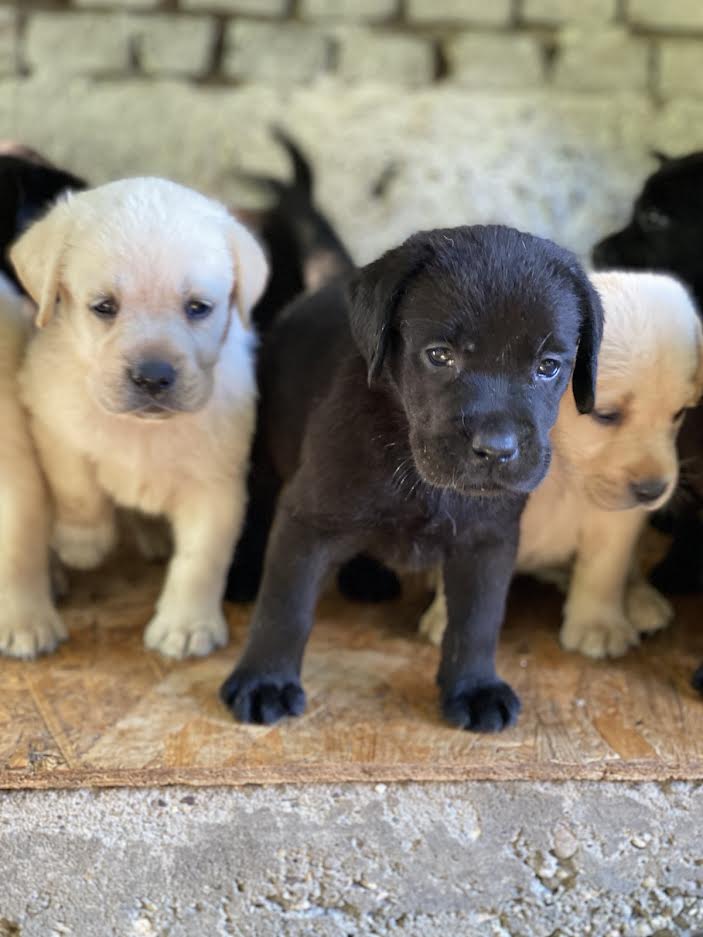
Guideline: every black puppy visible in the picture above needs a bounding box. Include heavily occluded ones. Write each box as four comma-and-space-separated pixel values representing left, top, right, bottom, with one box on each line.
221, 226, 603, 731
593, 152, 703, 600
0, 152, 85, 290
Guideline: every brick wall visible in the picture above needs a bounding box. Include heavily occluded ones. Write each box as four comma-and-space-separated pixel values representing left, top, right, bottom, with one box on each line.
2, 0, 703, 262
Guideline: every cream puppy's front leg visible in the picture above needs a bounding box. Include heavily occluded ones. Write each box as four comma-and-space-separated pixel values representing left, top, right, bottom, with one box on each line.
31, 419, 116, 570
144, 479, 245, 658
561, 510, 647, 659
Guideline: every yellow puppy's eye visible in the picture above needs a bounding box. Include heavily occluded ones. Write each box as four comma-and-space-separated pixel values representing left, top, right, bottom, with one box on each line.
90, 298, 118, 319
185, 299, 213, 321
592, 410, 622, 426
673, 408, 686, 423
426, 346, 455, 368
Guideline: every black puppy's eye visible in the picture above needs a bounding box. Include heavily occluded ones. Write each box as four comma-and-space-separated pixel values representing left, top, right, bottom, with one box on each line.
673, 407, 686, 423
185, 299, 213, 320
536, 358, 560, 379
592, 409, 622, 426
638, 207, 670, 232
90, 298, 118, 319
426, 346, 455, 368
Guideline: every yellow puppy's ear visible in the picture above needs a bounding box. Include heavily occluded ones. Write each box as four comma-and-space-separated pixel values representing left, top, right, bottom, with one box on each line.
9, 199, 72, 328
227, 217, 269, 328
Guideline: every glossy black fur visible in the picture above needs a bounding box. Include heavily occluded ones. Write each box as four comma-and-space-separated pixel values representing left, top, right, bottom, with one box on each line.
221, 225, 603, 731
0, 155, 86, 290
593, 152, 703, 597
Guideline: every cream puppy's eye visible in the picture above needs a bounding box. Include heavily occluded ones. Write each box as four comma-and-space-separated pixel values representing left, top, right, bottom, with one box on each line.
426, 346, 454, 367
673, 407, 686, 423
592, 409, 622, 426
90, 297, 118, 319
185, 299, 213, 321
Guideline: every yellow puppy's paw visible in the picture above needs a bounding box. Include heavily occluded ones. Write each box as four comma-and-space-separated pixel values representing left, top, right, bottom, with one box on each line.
144, 608, 229, 659
53, 518, 116, 570
561, 607, 639, 659
626, 581, 674, 635
418, 594, 446, 647
0, 597, 67, 659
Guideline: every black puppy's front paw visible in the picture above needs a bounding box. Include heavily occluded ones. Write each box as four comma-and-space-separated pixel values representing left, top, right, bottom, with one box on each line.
441, 680, 521, 733
693, 664, 703, 695
220, 668, 306, 725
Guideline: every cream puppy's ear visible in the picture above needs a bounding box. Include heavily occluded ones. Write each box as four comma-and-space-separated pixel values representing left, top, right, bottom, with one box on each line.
227, 217, 268, 327
9, 198, 73, 328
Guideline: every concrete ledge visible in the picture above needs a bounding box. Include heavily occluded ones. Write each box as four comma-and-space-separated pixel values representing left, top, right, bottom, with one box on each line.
1, 782, 702, 935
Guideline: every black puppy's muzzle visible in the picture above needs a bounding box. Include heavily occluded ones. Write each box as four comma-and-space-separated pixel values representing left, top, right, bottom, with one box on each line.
470, 427, 518, 464
128, 359, 177, 399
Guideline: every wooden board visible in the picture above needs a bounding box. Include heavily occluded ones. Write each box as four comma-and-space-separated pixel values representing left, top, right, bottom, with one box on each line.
1, 539, 702, 789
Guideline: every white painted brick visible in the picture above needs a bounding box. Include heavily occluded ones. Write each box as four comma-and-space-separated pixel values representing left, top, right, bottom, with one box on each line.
0, 8, 17, 75
74, 0, 160, 9
522, 0, 615, 25
181, 0, 287, 14
628, 0, 703, 32
553, 28, 648, 93
24, 13, 130, 75
406, 0, 511, 27
446, 33, 543, 89
302, 0, 397, 21
659, 39, 703, 97
223, 22, 329, 83
136, 16, 215, 77
337, 28, 434, 85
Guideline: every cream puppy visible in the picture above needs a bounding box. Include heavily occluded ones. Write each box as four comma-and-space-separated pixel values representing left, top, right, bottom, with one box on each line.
11, 178, 267, 658
420, 272, 703, 659
0, 276, 66, 657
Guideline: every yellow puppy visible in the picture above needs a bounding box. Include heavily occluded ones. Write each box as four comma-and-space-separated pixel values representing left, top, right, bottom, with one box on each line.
420, 271, 703, 659
0, 277, 65, 657
11, 178, 268, 659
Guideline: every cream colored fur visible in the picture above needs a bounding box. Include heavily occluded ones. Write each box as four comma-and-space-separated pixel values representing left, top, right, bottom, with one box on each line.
420, 272, 703, 659
0, 276, 66, 657
11, 178, 267, 659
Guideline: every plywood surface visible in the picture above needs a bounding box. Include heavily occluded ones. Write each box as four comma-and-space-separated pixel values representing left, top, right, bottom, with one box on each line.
1, 543, 702, 789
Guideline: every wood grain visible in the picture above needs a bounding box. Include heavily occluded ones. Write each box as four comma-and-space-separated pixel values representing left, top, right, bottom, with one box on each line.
0, 535, 702, 789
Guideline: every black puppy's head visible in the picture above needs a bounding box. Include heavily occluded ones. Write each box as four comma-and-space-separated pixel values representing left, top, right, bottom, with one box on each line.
0, 153, 86, 291
593, 151, 703, 302
348, 225, 603, 497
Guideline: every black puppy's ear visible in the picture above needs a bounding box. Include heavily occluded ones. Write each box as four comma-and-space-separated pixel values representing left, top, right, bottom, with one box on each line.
347, 239, 431, 385
561, 260, 604, 414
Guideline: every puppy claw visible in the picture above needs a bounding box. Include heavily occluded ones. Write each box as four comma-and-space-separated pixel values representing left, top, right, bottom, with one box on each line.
220, 669, 306, 725
561, 611, 638, 659
144, 610, 228, 659
0, 601, 67, 659
441, 680, 521, 733
53, 519, 116, 570
626, 581, 673, 635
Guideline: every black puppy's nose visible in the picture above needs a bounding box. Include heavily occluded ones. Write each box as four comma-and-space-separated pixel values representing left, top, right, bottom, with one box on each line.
630, 478, 667, 504
129, 360, 176, 397
471, 429, 518, 463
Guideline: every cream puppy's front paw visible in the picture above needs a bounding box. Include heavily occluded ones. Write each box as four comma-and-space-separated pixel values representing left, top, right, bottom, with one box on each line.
144, 607, 229, 659
53, 518, 116, 570
561, 605, 639, 659
418, 594, 447, 647
626, 581, 674, 635
0, 597, 67, 659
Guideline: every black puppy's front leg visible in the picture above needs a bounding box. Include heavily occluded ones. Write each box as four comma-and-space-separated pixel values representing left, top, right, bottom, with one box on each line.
221, 496, 342, 725
438, 531, 521, 733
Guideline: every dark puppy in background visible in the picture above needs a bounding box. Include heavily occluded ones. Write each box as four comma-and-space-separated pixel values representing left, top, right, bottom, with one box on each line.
221, 226, 603, 731
593, 153, 703, 594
